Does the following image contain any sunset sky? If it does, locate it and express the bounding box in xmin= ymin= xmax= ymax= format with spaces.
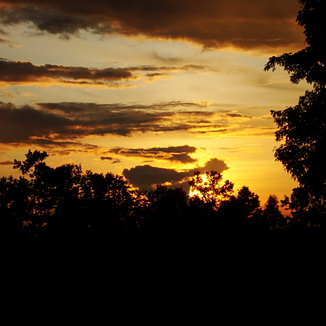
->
xmin=0 ymin=0 xmax=310 ymax=204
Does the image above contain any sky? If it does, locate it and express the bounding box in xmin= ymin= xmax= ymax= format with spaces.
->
xmin=0 ymin=0 xmax=310 ymax=204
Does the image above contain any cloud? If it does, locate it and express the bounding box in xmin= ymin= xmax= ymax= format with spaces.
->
xmin=0 ymin=160 xmax=13 ymax=165
xmin=108 ymin=145 xmax=197 ymax=164
xmin=123 ymin=165 xmax=189 ymax=190
xmin=123 ymin=157 xmax=229 ymax=190
xmin=0 ymin=59 xmax=209 ymax=88
xmin=200 ymin=158 xmax=229 ymax=174
xmin=0 ymin=59 xmax=134 ymax=88
xmin=100 ymin=156 xmax=121 ymax=164
xmin=0 ymin=0 xmax=303 ymax=51
xmin=0 ymin=102 xmax=73 ymax=144
xmin=0 ymin=101 xmax=270 ymax=151
xmin=0 ymin=101 xmax=206 ymax=146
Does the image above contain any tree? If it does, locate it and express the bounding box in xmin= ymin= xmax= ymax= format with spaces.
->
xmin=189 ymin=171 xmax=234 ymax=210
xmin=218 ymin=186 xmax=260 ymax=232
xmin=13 ymin=149 xmax=49 ymax=177
xmin=0 ymin=175 xmax=31 ymax=238
xmin=142 ymin=185 xmax=188 ymax=234
xmin=9 ymin=150 xmax=146 ymax=238
xmin=81 ymin=171 xmax=142 ymax=234
xmin=264 ymin=0 xmax=326 ymax=214
xmin=262 ymin=195 xmax=285 ymax=230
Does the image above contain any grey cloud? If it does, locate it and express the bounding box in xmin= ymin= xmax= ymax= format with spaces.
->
xmin=0 ymin=0 xmax=303 ymax=50
xmin=0 ymin=59 xmax=132 ymax=85
xmin=200 ymin=158 xmax=229 ymax=174
xmin=123 ymin=157 xmax=229 ymax=190
xmin=127 ymin=64 xmax=209 ymax=72
xmin=0 ymin=59 xmax=209 ymax=86
xmin=0 ymin=160 xmax=14 ymax=165
xmin=152 ymin=52 xmax=183 ymax=64
xmin=100 ymin=156 xmax=121 ymax=163
xmin=0 ymin=101 xmax=208 ymax=147
xmin=123 ymin=165 xmax=192 ymax=190
xmin=225 ymin=113 xmax=252 ymax=119
xmin=151 ymin=145 xmax=197 ymax=153
xmin=169 ymin=153 xmax=196 ymax=164
xmin=0 ymin=5 xmax=94 ymax=39
xmin=0 ymin=102 xmax=73 ymax=143
xmin=109 ymin=145 xmax=197 ymax=163
xmin=0 ymin=100 xmax=259 ymax=152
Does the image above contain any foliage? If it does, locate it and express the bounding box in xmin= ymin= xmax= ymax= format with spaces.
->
xmin=262 ymin=195 xmax=286 ymax=230
xmin=264 ymin=0 xmax=326 ymax=217
xmin=264 ymin=0 xmax=326 ymax=88
xmin=2 ymin=150 xmax=322 ymax=242
xmin=13 ymin=149 xmax=49 ymax=177
xmin=188 ymin=171 xmax=234 ymax=210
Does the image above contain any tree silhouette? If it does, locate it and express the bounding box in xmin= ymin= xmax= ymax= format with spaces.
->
xmin=7 ymin=150 xmax=146 ymax=238
xmin=189 ymin=171 xmax=234 ymax=210
xmin=262 ymin=195 xmax=285 ymax=230
xmin=81 ymin=170 xmax=142 ymax=236
xmin=264 ymin=0 xmax=326 ymax=216
xmin=142 ymin=185 xmax=188 ymax=235
xmin=3 ymin=149 xmax=320 ymax=243
xmin=218 ymin=186 xmax=260 ymax=234
xmin=0 ymin=175 xmax=31 ymax=238
xmin=13 ymin=149 xmax=49 ymax=177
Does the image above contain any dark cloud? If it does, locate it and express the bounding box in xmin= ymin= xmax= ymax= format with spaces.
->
xmin=0 ymin=0 xmax=303 ymax=50
xmin=225 ymin=113 xmax=252 ymax=119
xmin=0 ymin=59 xmax=132 ymax=86
xmin=0 ymin=101 xmax=208 ymax=147
xmin=100 ymin=156 xmax=121 ymax=164
xmin=123 ymin=157 xmax=229 ymax=190
xmin=123 ymin=165 xmax=189 ymax=190
xmin=0 ymin=59 xmax=209 ymax=87
xmin=0 ymin=160 xmax=14 ymax=165
xmin=45 ymin=144 xmax=102 ymax=156
xmin=100 ymin=156 xmax=113 ymax=161
xmin=0 ymin=101 xmax=261 ymax=152
xmin=0 ymin=102 xmax=73 ymax=143
xmin=108 ymin=145 xmax=197 ymax=164
xmin=127 ymin=64 xmax=209 ymax=72
xmin=37 ymin=101 xmax=211 ymax=137
xmin=200 ymin=158 xmax=229 ymax=174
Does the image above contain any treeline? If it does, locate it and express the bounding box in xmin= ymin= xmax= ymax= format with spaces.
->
xmin=2 ymin=149 xmax=326 ymax=304
xmin=0 ymin=150 xmax=321 ymax=243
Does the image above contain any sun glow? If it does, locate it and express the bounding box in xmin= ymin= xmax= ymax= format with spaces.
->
xmin=188 ymin=173 xmax=208 ymax=198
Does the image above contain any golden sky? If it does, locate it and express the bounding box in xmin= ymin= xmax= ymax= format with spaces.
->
xmin=0 ymin=0 xmax=309 ymax=203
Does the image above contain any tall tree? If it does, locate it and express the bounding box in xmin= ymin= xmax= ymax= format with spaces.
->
xmin=218 ymin=186 xmax=260 ymax=232
xmin=264 ymin=0 xmax=326 ymax=214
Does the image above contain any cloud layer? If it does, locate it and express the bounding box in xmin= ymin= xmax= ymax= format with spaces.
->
xmin=0 ymin=0 xmax=303 ymax=50
xmin=108 ymin=145 xmax=197 ymax=164
xmin=0 ymin=100 xmax=273 ymax=154
xmin=0 ymin=59 xmax=208 ymax=88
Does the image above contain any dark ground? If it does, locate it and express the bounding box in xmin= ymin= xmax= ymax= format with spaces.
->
xmin=1 ymin=236 xmax=325 ymax=325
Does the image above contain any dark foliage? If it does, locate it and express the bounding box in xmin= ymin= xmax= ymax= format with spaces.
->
xmin=264 ymin=0 xmax=326 ymax=222
xmin=1 ymin=156 xmax=325 ymax=323
xmin=1 ymin=150 xmax=323 ymax=244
